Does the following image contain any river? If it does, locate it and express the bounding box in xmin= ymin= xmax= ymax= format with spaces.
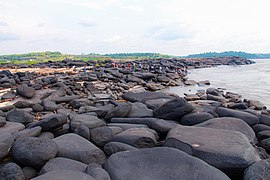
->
xmin=164 ymin=59 xmax=270 ymax=108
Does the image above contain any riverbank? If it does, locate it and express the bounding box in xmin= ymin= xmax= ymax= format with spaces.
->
xmin=0 ymin=57 xmax=269 ymax=180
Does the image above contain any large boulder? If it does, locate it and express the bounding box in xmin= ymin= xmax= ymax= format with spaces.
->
xmin=122 ymin=91 xmax=174 ymax=103
xmin=180 ymin=112 xmax=214 ymax=125
xmin=153 ymin=98 xmax=194 ymax=120
xmin=6 ymin=109 xmax=34 ymax=125
xmin=164 ymin=125 xmax=261 ymax=178
xmin=111 ymin=128 xmax=158 ymax=148
xmin=85 ymin=163 xmax=111 ymax=180
xmin=32 ymin=170 xmax=95 ymax=180
xmin=243 ymin=159 xmax=270 ymax=180
xmin=0 ymin=133 xmax=14 ymax=160
xmin=53 ymin=133 xmax=106 ymax=164
xmin=0 ymin=162 xmax=25 ymax=180
xmin=40 ymin=157 xmax=87 ymax=174
xmin=12 ymin=137 xmax=58 ymax=168
xmin=259 ymin=138 xmax=270 ymax=152
xmin=216 ymin=107 xmax=259 ymax=126
xmin=42 ymin=99 xmax=59 ymax=111
xmin=127 ymin=102 xmax=153 ymax=118
xmin=0 ymin=122 xmax=25 ymax=134
xmin=195 ymin=117 xmax=256 ymax=143
xmin=103 ymin=142 xmax=138 ymax=156
xmin=105 ymin=103 xmax=132 ymax=120
xmin=70 ymin=113 xmax=106 ymax=130
xmin=16 ymin=84 xmax=35 ymax=99
xmin=104 ymin=147 xmax=230 ymax=180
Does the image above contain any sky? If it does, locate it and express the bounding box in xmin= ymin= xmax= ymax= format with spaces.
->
xmin=0 ymin=0 xmax=270 ymax=56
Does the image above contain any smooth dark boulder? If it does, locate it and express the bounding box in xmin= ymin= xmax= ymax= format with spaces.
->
xmin=22 ymin=166 xmax=37 ymax=180
xmin=105 ymin=103 xmax=132 ymax=120
xmin=0 ymin=116 xmax=6 ymax=127
xmin=153 ymin=97 xmax=194 ymax=120
xmin=40 ymin=157 xmax=87 ymax=174
xmin=122 ymin=91 xmax=173 ymax=103
xmin=13 ymin=101 xmax=32 ymax=108
xmin=12 ymin=137 xmax=58 ymax=168
xmin=108 ymin=123 xmax=148 ymax=130
xmin=70 ymin=114 xmax=106 ymax=130
xmin=165 ymin=125 xmax=261 ymax=178
xmin=259 ymin=114 xmax=270 ymax=126
xmin=1 ymin=91 xmax=16 ymax=100
xmin=32 ymin=103 xmax=44 ymax=112
xmin=0 ymin=162 xmax=25 ymax=180
xmin=127 ymin=102 xmax=153 ymax=118
xmin=42 ymin=99 xmax=59 ymax=111
xmin=244 ymin=159 xmax=270 ymax=180
xmin=32 ymin=170 xmax=95 ymax=180
xmin=53 ymin=133 xmax=106 ymax=164
xmin=103 ymin=142 xmax=138 ymax=156
xmin=6 ymin=109 xmax=34 ymax=125
xmin=144 ymin=98 xmax=172 ymax=110
xmin=74 ymin=125 xmax=90 ymax=140
xmin=104 ymin=147 xmax=230 ymax=180
xmin=195 ymin=117 xmax=256 ymax=143
xmin=14 ymin=126 xmax=42 ymax=140
xmin=216 ymin=107 xmax=259 ymax=126
xmin=0 ymin=122 xmax=25 ymax=134
xmin=206 ymin=88 xmax=223 ymax=97
xmin=260 ymin=138 xmax=270 ymax=152
xmin=16 ymin=84 xmax=35 ymax=99
xmin=111 ymin=127 xmax=158 ymax=148
xmin=181 ymin=112 xmax=214 ymax=125
xmin=85 ymin=163 xmax=111 ymax=180
xmin=54 ymin=95 xmax=80 ymax=104
xmin=257 ymin=130 xmax=270 ymax=141
xmin=0 ymin=133 xmax=14 ymax=160
xmin=252 ymin=124 xmax=270 ymax=134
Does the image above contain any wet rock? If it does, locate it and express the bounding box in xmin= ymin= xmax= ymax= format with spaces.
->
xmin=0 ymin=133 xmax=14 ymax=160
xmin=103 ymin=142 xmax=138 ymax=156
xmin=16 ymin=84 xmax=35 ymax=99
xmin=85 ymin=163 xmax=111 ymax=180
xmin=12 ymin=137 xmax=58 ymax=168
xmin=180 ymin=112 xmax=214 ymax=125
xmin=111 ymin=127 xmax=158 ymax=148
xmin=6 ymin=109 xmax=34 ymax=125
xmin=246 ymin=99 xmax=267 ymax=110
xmin=105 ymin=103 xmax=132 ymax=120
xmin=104 ymin=147 xmax=230 ymax=180
xmin=216 ymin=107 xmax=259 ymax=126
xmin=206 ymin=88 xmax=223 ymax=97
xmin=165 ymin=125 xmax=261 ymax=178
xmin=153 ymin=98 xmax=193 ymax=120
xmin=70 ymin=114 xmax=106 ymax=130
xmin=127 ymin=102 xmax=153 ymax=118
xmin=40 ymin=157 xmax=87 ymax=174
xmin=53 ymin=133 xmax=106 ymax=164
xmin=31 ymin=170 xmax=95 ymax=180
xmin=243 ymin=159 xmax=270 ymax=180
xmin=184 ymin=80 xmax=197 ymax=85
xmin=0 ymin=162 xmax=25 ymax=180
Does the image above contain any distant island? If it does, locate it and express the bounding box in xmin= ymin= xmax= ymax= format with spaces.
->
xmin=0 ymin=51 xmax=269 ymax=65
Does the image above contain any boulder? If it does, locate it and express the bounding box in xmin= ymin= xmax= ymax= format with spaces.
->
xmin=13 ymin=101 xmax=32 ymax=108
xmin=122 ymin=91 xmax=173 ymax=103
xmin=180 ymin=112 xmax=214 ymax=125
xmin=108 ymin=123 xmax=148 ymax=130
xmin=40 ymin=157 xmax=87 ymax=174
xmin=22 ymin=166 xmax=37 ymax=180
xmin=257 ymin=130 xmax=270 ymax=141
xmin=0 ymin=116 xmax=6 ymax=127
xmin=195 ymin=117 xmax=256 ymax=143
xmin=164 ymin=125 xmax=261 ymax=178
xmin=0 ymin=122 xmax=25 ymax=134
xmin=53 ymin=133 xmax=106 ymax=164
xmin=157 ymin=75 xmax=170 ymax=83
xmin=31 ymin=170 xmax=95 ymax=180
xmin=90 ymin=126 xmax=123 ymax=147
xmin=144 ymin=98 xmax=172 ymax=110
xmin=12 ymin=137 xmax=58 ymax=168
xmin=16 ymin=84 xmax=35 ymax=99
xmin=69 ymin=98 xmax=93 ymax=109
xmin=244 ymin=159 xmax=270 ymax=180
xmin=246 ymin=99 xmax=267 ymax=110
xmin=74 ymin=125 xmax=90 ymax=140
xmin=259 ymin=138 xmax=270 ymax=152
xmin=206 ymin=88 xmax=223 ymax=97
xmin=252 ymin=124 xmax=270 ymax=134
xmin=153 ymin=98 xmax=194 ymax=120
xmin=103 ymin=142 xmax=138 ymax=156
xmin=216 ymin=107 xmax=259 ymax=126
xmin=0 ymin=162 xmax=24 ymax=180
xmin=1 ymin=91 xmax=16 ymax=100
xmin=104 ymin=147 xmax=230 ymax=180
xmin=111 ymin=128 xmax=158 ymax=148
xmin=54 ymin=95 xmax=80 ymax=104
xmin=127 ymin=102 xmax=153 ymax=118
xmin=70 ymin=114 xmax=106 ymax=130
xmin=85 ymin=163 xmax=111 ymax=180
xmin=6 ymin=109 xmax=34 ymax=125
xmin=0 ymin=133 xmax=14 ymax=160
xmin=42 ymin=99 xmax=59 ymax=111
xmin=259 ymin=114 xmax=270 ymax=126
xmin=14 ymin=126 xmax=42 ymax=140
xmin=105 ymin=103 xmax=132 ymax=120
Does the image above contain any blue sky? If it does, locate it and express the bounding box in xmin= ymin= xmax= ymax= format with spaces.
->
xmin=0 ymin=0 xmax=270 ymax=55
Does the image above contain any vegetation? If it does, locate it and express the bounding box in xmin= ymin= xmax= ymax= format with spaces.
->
xmin=183 ymin=51 xmax=270 ymax=59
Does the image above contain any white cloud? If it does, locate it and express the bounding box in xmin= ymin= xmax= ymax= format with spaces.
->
xmin=0 ymin=32 xmax=20 ymax=41
xmin=103 ymin=35 xmax=122 ymax=43
xmin=78 ymin=19 xmax=97 ymax=27
xmin=0 ymin=21 xmax=8 ymax=26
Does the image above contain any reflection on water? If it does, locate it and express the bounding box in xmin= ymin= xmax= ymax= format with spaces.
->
xmin=165 ymin=59 xmax=270 ymax=108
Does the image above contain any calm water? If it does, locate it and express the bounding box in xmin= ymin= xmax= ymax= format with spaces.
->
xmin=165 ymin=59 xmax=270 ymax=108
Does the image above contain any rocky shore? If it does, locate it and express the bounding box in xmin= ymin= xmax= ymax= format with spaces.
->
xmin=0 ymin=56 xmax=269 ymax=180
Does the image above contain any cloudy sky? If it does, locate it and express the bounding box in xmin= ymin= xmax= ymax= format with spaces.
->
xmin=0 ymin=0 xmax=270 ymax=55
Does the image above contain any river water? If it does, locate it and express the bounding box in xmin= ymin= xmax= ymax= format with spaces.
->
xmin=164 ymin=59 xmax=270 ymax=108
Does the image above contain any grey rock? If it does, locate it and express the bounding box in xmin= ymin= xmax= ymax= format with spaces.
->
xmin=0 ymin=116 xmax=6 ymax=127
xmin=253 ymin=124 xmax=270 ymax=134
xmin=42 ymin=99 xmax=59 ymax=111
xmin=0 ymin=133 xmax=14 ymax=160
xmin=31 ymin=170 xmax=95 ymax=180
xmin=69 ymin=98 xmax=93 ymax=109
xmin=111 ymin=127 xmax=158 ymax=148
xmin=14 ymin=126 xmax=42 ymax=140
xmin=206 ymin=88 xmax=223 ymax=96
xmin=122 ymin=91 xmax=173 ymax=103
xmin=6 ymin=109 xmax=34 ymax=125
xmin=54 ymin=95 xmax=80 ymax=104
xmin=74 ymin=125 xmax=90 ymax=140
xmin=153 ymin=98 xmax=194 ymax=120
xmin=70 ymin=114 xmax=106 ymax=130
xmin=103 ymin=142 xmax=138 ymax=156
xmin=104 ymin=147 xmax=230 ymax=180
xmin=12 ymin=137 xmax=58 ymax=168
xmin=216 ymin=107 xmax=259 ymax=126
xmin=244 ymin=159 xmax=270 ymax=180
xmin=16 ymin=84 xmax=35 ymax=99
xmin=257 ymin=130 xmax=270 ymax=141
xmin=85 ymin=163 xmax=111 ymax=180
xmin=105 ymin=103 xmax=132 ymax=120
xmin=165 ymin=125 xmax=261 ymax=177
xmin=144 ymin=98 xmax=172 ymax=110
xmin=90 ymin=126 xmax=122 ymax=146
xmin=260 ymin=138 xmax=270 ymax=152
xmin=108 ymin=123 xmax=148 ymax=131
xmin=40 ymin=157 xmax=87 ymax=174
xmin=22 ymin=166 xmax=37 ymax=180
xmin=39 ymin=132 xmax=54 ymax=139
xmin=0 ymin=162 xmax=25 ymax=180
xmin=0 ymin=122 xmax=25 ymax=134
xmin=13 ymin=101 xmax=32 ymax=108
xmin=53 ymin=133 xmax=106 ymax=164
xmin=181 ymin=112 xmax=214 ymax=125
xmin=259 ymin=114 xmax=270 ymax=126
xmin=1 ymin=91 xmax=16 ymax=100
xmin=32 ymin=104 xmax=44 ymax=112
xmin=127 ymin=102 xmax=153 ymax=118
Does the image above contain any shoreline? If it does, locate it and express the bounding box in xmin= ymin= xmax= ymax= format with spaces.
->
xmin=0 ymin=57 xmax=269 ymax=179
